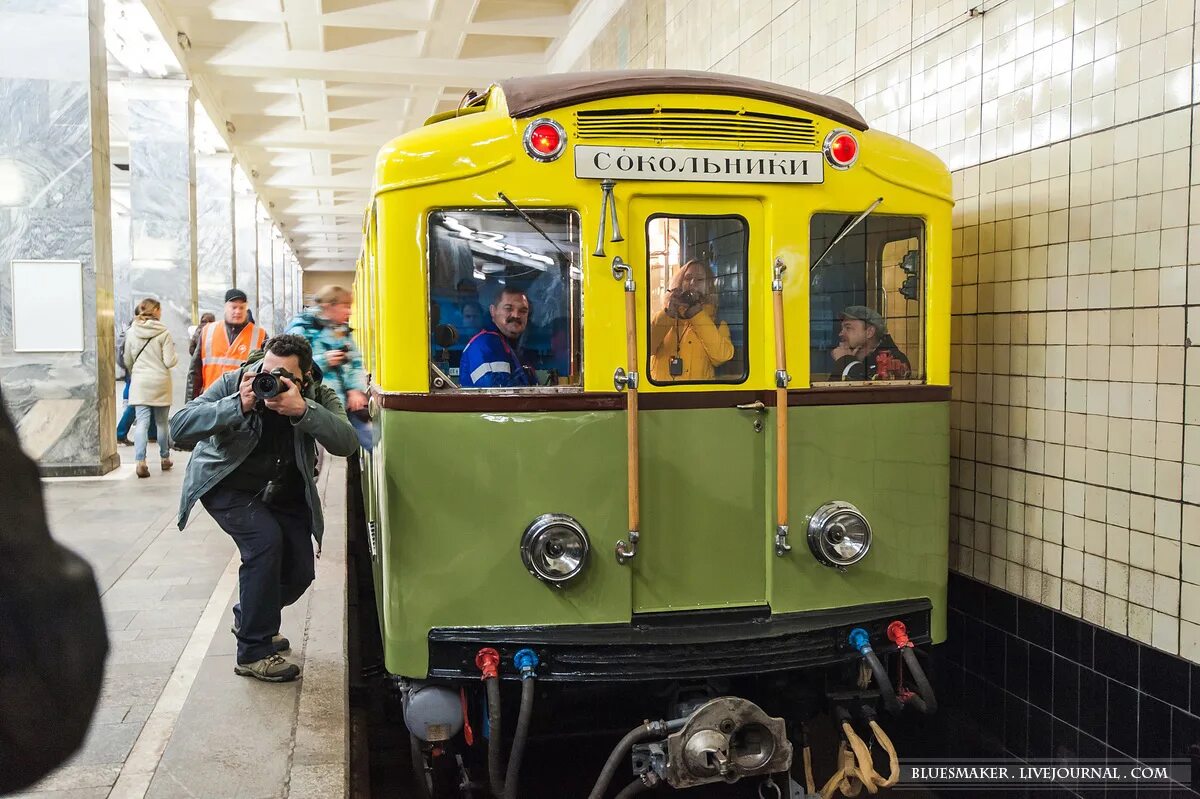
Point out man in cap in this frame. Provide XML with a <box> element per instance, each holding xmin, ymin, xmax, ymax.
<box><xmin>187</xmin><ymin>288</ymin><xmax>269</xmax><ymax>399</ymax></box>
<box><xmin>829</xmin><ymin>305</ymin><xmax>911</xmax><ymax>381</ymax></box>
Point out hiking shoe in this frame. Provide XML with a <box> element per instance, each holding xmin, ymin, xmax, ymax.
<box><xmin>135</xmin><ymin>461</ymin><xmax>150</xmax><ymax>478</ymax></box>
<box><xmin>160</xmin><ymin>457</ymin><xmax>173</xmax><ymax>471</ymax></box>
<box><xmin>234</xmin><ymin>654</ymin><xmax>300</xmax><ymax>683</ymax></box>
<box><xmin>230</xmin><ymin>626</ymin><xmax>290</xmax><ymax>653</ymax></box>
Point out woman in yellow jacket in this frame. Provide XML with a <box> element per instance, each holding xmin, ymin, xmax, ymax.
<box><xmin>649</xmin><ymin>259</ymin><xmax>735</xmax><ymax>382</ymax></box>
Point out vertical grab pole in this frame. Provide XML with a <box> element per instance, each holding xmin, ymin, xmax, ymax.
<box><xmin>772</xmin><ymin>257</ymin><xmax>792</xmax><ymax>556</ymax></box>
<box><xmin>612</xmin><ymin>257</ymin><xmax>640</xmax><ymax>564</ymax></box>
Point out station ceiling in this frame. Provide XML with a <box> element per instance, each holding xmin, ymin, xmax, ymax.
<box><xmin>143</xmin><ymin>0</ymin><xmax>588</xmax><ymax>270</ymax></box>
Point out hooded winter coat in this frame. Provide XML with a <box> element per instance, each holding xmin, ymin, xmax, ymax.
<box><xmin>123</xmin><ymin>317</ymin><xmax>178</xmax><ymax>406</ymax></box>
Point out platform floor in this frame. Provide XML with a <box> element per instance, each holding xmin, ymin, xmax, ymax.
<box><xmin>13</xmin><ymin>449</ymin><xmax>349</xmax><ymax>799</ymax></box>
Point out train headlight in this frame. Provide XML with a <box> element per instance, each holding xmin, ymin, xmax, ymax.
<box><xmin>521</xmin><ymin>514</ymin><xmax>589</xmax><ymax>584</ymax></box>
<box><xmin>807</xmin><ymin>501</ymin><xmax>872</xmax><ymax>568</ymax></box>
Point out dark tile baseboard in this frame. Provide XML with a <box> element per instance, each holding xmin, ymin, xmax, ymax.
<box><xmin>925</xmin><ymin>572</ymin><xmax>1200</xmax><ymax>798</ymax></box>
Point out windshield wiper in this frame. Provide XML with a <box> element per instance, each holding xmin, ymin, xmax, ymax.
<box><xmin>498</xmin><ymin>191</ymin><xmax>568</xmax><ymax>260</ymax></box>
<box><xmin>811</xmin><ymin>196</ymin><xmax>884</xmax><ymax>271</ymax></box>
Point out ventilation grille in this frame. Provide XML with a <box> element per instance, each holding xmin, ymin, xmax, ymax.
<box><xmin>574</xmin><ymin>107</ymin><xmax>819</xmax><ymax>146</ymax></box>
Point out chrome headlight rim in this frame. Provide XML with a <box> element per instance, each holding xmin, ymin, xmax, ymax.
<box><xmin>806</xmin><ymin>500</ymin><xmax>872</xmax><ymax>568</ymax></box>
<box><xmin>520</xmin><ymin>513</ymin><xmax>590</xmax><ymax>585</ymax></box>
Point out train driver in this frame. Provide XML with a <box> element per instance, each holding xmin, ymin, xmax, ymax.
<box><xmin>829</xmin><ymin>305</ymin><xmax>911</xmax><ymax>381</ymax></box>
<box><xmin>458</xmin><ymin>287</ymin><xmax>537</xmax><ymax>388</ymax></box>
<box><xmin>649</xmin><ymin>259</ymin><xmax>735</xmax><ymax>382</ymax></box>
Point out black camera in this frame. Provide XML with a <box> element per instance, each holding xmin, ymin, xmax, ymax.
<box><xmin>252</xmin><ymin>368</ymin><xmax>294</xmax><ymax>399</ymax></box>
<box><xmin>673</xmin><ymin>289</ymin><xmax>704</xmax><ymax>307</ymax></box>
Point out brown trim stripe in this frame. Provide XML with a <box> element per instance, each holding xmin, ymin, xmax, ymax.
<box><xmin>370</xmin><ymin>385</ymin><xmax>950</xmax><ymax>412</ymax></box>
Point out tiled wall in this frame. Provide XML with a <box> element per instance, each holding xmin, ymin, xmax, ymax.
<box><xmin>941</xmin><ymin>571</ymin><xmax>1200</xmax><ymax>795</ymax></box>
<box><xmin>580</xmin><ymin>0</ymin><xmax>1199</xmax><ymax>663</ymax></box>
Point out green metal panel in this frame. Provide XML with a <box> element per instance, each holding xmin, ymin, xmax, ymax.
<box><xmin>772</xmin><ymin>401</ymin><xmax>950</xmax><ymax>642</ymax></box>
<box><xmin>635</xmin><ymin>407</ymin><xmax>767</xmax><ymax>611</ymax></box>
<box><xmin>369</xmin><ymin>401</ymin><xmax>950</xmax><ymax>678</ymax></box>
<box><xmin>373</xmin><ymin>410</ymin><xmax>632</xmax><ymax>678</ymax></box>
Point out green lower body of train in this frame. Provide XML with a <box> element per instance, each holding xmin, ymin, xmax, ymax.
<box><xmin>359</xmin><ymin>398</ymin><xmax>949</xmax><ymax>681</ymax></box>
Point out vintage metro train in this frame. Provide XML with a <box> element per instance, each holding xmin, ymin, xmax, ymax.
<box><xmin>349</xmin><ymin>69</ymin><xmax>951</xmax><ymax>798</ymax></box>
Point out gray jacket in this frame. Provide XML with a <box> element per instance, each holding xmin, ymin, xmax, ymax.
<box><xmin>169</xmin><ymin>357</ymin><xmax>359</xmax><ymax>545</ymax></box>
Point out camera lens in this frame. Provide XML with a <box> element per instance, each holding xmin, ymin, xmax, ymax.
<box><xmin>251</xmin><ymin>372</ymin><xmax>280</xmax><ymax>399</ymax></box>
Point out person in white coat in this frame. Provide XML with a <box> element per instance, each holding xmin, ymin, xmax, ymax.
<box><xmin>124</xmin><ymin>298</ymin><xmax>179</xmax><ymax>478</ymax></box>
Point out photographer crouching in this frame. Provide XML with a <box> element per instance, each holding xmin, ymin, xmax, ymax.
<box><xmin>170</xmin><ymin>334</ymin><xmax>357</xmax><ymax>682</ymax></box>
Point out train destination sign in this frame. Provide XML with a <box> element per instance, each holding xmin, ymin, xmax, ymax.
<box><xmin>575</xmin><ymin>145</ymin><xmax>824</xmax><ymax>184</ymax></box>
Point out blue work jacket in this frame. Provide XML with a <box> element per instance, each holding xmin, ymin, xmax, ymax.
<box><xmin>459</xmin><ymin>324</ymin><xmax>535</xmax><ymax>388</ymax></box>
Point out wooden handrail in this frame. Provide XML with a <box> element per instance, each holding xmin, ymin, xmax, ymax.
<box><xmin>613</xmin><ymin>258</ymin><xmax>640</xmax><ymax>564</ymax></box>
<box><xmin>772</xmin><ymin>257</ymin><xmax>792</xmax><ymax>556</ymax></box>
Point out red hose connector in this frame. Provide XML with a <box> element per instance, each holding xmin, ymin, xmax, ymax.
<box><xmin>887</xmin><ymin>620</ymin><xmax>913</xmax><ymax>648</ymax></box>
<box><xmin>475</xmin><ymin>647</ymin><xmax>500</xmax><ymax>680</ymax></box>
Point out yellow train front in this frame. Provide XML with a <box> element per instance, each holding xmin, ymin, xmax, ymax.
<box><xmin>352</xmin><ymin>70</ymin><xmax>952</xmax><ymax>797</ymax></box>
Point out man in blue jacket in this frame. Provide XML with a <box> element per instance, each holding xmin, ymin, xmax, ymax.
<box><xmin>459</xmin><ymin>287</ymin><xmax>536</xmax><ymax>388</ymax></box>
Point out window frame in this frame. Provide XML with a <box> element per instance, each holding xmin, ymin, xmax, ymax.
<box><xmin>807</xmin><ymin>211</ymin><xmax>928</xmax><ymax>387</ymax></box>
<box><xmin>644</xmin><ymin>212</ymin><xmax>752</xmax><ymax>387</ymax></box>
<box><xmin>424</xmin><ymin>206</ymin><xmax>584</xmax><ymax>393</ymax></box>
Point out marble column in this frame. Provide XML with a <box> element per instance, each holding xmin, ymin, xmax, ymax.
<box><xmin>0</xmin><ymin>0</ymin><xmax>118</xmax><ymax>475</ymax></box>
<box><xmin>272</xmin><ymin>234</ymin><xmax>287</xmax><ymax>332</ymax></box>
<box><xmin>233</xmin><ymin>175</ymin><xmax>257</xmax><ymax>308</ymax></box>
<box><xmin>256</xmin><ymin>209</ymin><xmax>274</xmax><ymax>332</ymax></box>
<box><xmin>293</xmin><ymin>261</ymin><xmax>304</xmax><ymax>314</ymax></box>
<box><xmin>196</xmin><ymin>151</ymin><xmax>234</xmax><ymax>316</ymax></box>
<box><xmin>126</xmin><ymin>79</ymin><xmax>195</xmax><ymax>409</ymax></box>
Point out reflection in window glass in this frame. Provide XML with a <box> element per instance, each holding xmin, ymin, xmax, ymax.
<box><xmin>428</xmin><ymin>209</ymin><xmax>581</xmax><ymax>390</ymax></box>
<box><xmin>647</xmin><ymin>216</ymin><xmax>747</xmax><ymax>384</ymax></box>
<box><xmin>809</xmin><ymin>214</ymin><xmax>924</xmax><ymax>384</ymax></box>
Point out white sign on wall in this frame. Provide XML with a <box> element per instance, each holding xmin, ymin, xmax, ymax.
<box><xmin>12</xmin><ymin>260</ymin><xmax>85</xmax><ymax>352</ymax></box>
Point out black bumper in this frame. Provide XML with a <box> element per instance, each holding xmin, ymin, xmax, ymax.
<box><xmin>426</xmin><ymin>598</ymin><xmax>932</xmax><ymax>682</ymax></box>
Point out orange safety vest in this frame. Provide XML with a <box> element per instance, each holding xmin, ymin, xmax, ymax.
<box><xmin>200</xmin><ymin>322</ymin><xmax>267</xmax><ymax>390</ymax></box>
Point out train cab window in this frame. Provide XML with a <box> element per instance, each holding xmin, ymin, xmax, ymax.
<box><xmin>646</xmin><ymin>216</ymin><xmax>748</xmax><ymax>385</ymax></box>
<box><xmin>809</xmin><ymin>214</ymin><xmax>925</xmax><ymax>384</ymax></box>
<box><xmin>428</xmin><ymin>209</ymin><xmax>581</xmax><ymax>390</ymax></box>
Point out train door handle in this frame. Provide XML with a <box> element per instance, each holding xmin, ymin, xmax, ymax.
<box><xmin>735</xmin><ymin>401</ymin><xmax>766</xmax><ymax>413</ymax></box>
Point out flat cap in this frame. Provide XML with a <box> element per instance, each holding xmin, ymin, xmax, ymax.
<box><xmin>225</xmin><ymin>288</ymin><xmax>248</xmax><ymax>303</ymax></box>
<box><xmin>840</xmin><ymin>305</ymin><xmax>887</xmax><ymax>333</ymax></box>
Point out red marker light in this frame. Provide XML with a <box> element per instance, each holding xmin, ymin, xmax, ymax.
<box><xmin>530</xmin><ymin>124</ymin><xmax>560</xmax><ymax>154</ymax></box>
<box><xmin>824</xmin><ymin>130</ymin><xmax>859</xmax><ymax>169</ymax></box>
<box><xmin>523</xmin><ymin>119</ymin><xmax>566</xmax><ymax>161</ymax></box>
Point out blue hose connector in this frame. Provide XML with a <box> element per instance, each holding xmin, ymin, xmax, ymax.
<box><xmin>514</xmin><ymin>648</ymin><xmax>539</xmax><ymax>679</ymax></box>
<box><xmin>848</xmin><ymin>628</ymin><xmax>873</xmax><ymax>655</ymax></box>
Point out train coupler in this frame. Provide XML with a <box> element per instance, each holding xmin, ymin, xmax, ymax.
<box><xmin>629</xmin><ymin>696</ymin><xmax>792</xmax><ymax>790</ymax></box>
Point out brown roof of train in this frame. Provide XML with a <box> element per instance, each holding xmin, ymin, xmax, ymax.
<box><xmin>497</xmin><ymin>70</ymin><xmax>868</xmax><ymax>131</ymax></box>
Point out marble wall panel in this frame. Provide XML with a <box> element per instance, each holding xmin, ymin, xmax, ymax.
<box><xmin>0</xmin><ymin>0</ymin><xmax>116</xmax><ymax>475</ymax></box>
<box><xmin>196</xmin><ymin>152</ymin><xmax>234</xmax><ymax>316</ymax></box>
<box><xmin>127</xmin><ymin>80</ymin><xmax>195</xmax><ymax>410</ymax></box>
<box><xmin>234</xmin><ymin>185</ymin><xmax>257</xmax><ymax>308</ymax></box>
<box><xmin>257</xmin><ymin>214</ymin><xmax>274</xmax><ymax>332</ymax></box>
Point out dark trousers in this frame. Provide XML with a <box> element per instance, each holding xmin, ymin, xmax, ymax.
<box><xmin>201</xmin><ymin>486</ymin><xmax>315</xmax><ymax>663</ymax></box>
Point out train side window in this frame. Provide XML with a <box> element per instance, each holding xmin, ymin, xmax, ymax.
<box><xmin>427</xmin><ymin>209</ymin><xmax>581</xmax><ymax>390</ymax></box>
<box><xmin>646</xmin><ymin>216</ymin><xmax>748</xmax><ymax>385</ymax></box>
<box><xmin>809</xmin><ymin>214</ymin><xmax>925</xmax><ymax>384</ymax></box>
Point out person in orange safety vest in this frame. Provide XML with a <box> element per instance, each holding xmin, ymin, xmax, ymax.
<box><xmin>186</xmin><ymin>289</ymin><xmax>268</xmax><ymax>400</ymax></box>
